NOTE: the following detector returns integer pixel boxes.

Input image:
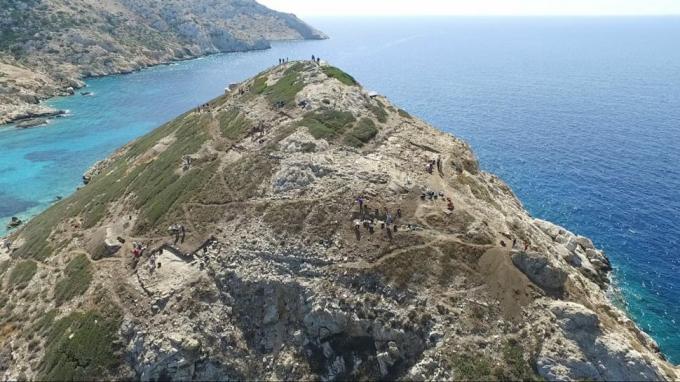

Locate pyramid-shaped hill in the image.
[1,62,677,381]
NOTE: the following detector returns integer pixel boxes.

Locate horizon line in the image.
[299,14,680,18]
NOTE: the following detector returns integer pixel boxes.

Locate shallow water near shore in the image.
[1,17,679,362]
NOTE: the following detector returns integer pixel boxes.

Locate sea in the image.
[1,17,679,363]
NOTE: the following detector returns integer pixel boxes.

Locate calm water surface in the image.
[1,17,679,362]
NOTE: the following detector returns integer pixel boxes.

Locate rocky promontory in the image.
[1,62,677,381]
[0,0,325,125]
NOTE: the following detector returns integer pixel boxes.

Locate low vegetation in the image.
[54,254,93,306]
[300,109,356,141]
[32,309,59,335]
[448,353,492,380]
[498,340,542,381]
[252,75,268,94]
[398,108,412,119]
[0,260,9,277]
[14,110,214,255]
[9,260,37,289]
[262,63,308,107]
[322,66,358,86]
[38,310,122,381]
[344,118,379,147]
[368,101,388,123]
[218,109,251,140]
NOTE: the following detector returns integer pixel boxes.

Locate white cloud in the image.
[258,0,680,17]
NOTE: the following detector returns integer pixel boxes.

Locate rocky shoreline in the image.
[0,45,299,127]
[0,0,327,126]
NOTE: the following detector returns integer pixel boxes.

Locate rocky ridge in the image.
[0,0,326,125]
[0,62,678,381]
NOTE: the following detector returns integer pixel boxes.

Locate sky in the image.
[258,0,680,17]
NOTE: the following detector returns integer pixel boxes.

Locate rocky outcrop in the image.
[538,301,666,381]
[0,0,326,125]
[1,62,676,381]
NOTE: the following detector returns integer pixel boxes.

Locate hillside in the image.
[1,62,678,381]
[0,0,325,124]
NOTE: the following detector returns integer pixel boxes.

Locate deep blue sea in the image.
[1,17,679,362]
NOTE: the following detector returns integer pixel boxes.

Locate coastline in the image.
[1,26,677,367]
[2,60,677,379]
[0,36,327,127]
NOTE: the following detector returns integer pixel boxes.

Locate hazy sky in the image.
[258,0,680,17]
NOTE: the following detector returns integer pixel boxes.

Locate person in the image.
[386,212,394,226]
[397,208,402,218]
[317,57,321,64]
[512,238,517,248]
[168,224,178,243]
[148,253,157,273]
[356,196,364,213]
[2,239,10,251]
[426,162,433,174]
[354,221,361,241]
[500,241,506,247]
[312,55,316,62]
[447,198,454,211]
[386,226,393,241]
[524,242,529,251]
[180,225,186,243]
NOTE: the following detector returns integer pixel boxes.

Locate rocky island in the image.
[1,62,678,381]
[0,0,325,125]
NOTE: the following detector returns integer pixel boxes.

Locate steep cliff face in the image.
[0,0,326,124]
[1,62,677,381]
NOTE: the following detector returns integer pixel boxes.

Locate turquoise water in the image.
[1,17,679,362]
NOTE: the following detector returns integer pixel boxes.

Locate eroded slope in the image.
[1,62,677,381]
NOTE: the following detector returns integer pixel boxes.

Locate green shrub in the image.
[54,254,92,306]
[33,309,59,335]
[299,109,356,140]
[498,340,542,381]
[369,101,388,123]
[9,260,37,289]
[397,108,412,119]
[38,310,121,381]
[262,63,309,107]
[449,353,492,380]
[347,118,378,146]
[322,66,358,86]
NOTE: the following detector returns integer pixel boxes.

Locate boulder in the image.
[575,236,595,250]
[511,251,567,295]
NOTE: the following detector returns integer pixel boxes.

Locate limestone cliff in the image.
[1,62,677,381]
[0,0,325,124]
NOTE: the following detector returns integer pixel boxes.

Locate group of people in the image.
[277,56,322,67]
[353,196,402,241]
[500,238,530,251]
[196,103,212,113]
[425,156,443,175]
[168,224,186,244]
[130,242,147,268]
